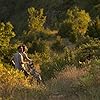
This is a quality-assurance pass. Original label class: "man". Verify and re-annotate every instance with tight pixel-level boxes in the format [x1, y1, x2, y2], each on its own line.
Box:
[12, 45, 43, 84]
[11, 46, 29, 76]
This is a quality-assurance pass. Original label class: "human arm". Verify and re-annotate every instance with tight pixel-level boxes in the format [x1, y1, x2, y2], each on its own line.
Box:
[10, 55, 15, 66]
[20, 53, 29, 65]
[23, 52, 32, 62]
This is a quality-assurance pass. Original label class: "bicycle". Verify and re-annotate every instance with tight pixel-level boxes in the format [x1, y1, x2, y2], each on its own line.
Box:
[22, 61, 45, 85]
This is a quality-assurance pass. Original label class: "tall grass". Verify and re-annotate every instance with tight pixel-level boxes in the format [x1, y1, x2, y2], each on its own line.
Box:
[0, 63, 99, 100]
[0, 64, 47, 100]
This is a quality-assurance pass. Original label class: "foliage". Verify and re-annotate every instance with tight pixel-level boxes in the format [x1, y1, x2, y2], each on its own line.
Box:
[0, 64, 47, 100]
[88, 16, 100, 38]
[51, 36, 65, 52]
[0, 1, 100, 99]
[28, 40, 48, 54]
[80, 59, 100, 87]
[59, 7, 91, 42]
[28, 7, 46, 32]
[0, 0, 99, 34]
[88, 0, 100, 17]
[29, 46, 51, 65]
[64, 47, 75, 65]
[41, 53, 67, 80]
[0, 22, 15, 47]
[75, 38, 100, 67]
[0, 64, 25, 99]
[0, 22, 15, 61]
[29, 0, 76, 29]
[28, 47, 69, 80]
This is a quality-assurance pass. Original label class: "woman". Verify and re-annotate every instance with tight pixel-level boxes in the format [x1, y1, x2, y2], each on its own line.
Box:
[22, 45, 32, 62]
[21, 44, 32, 77]
[22, 45, 43, 84]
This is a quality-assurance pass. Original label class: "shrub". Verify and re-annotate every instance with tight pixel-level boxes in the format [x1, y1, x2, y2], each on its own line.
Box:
[41, 59, 66, 80]
[88, 16, 100, 39]
[75, 38, 100, 67]
[28, 7, 46, 32]
[64, 47, 75, 65]
[80, 59, 100, 87]
[41, 53, 67, 80]
[0, 22, 15, 62]
[51, 36, 65, 52]
[0, 64, 47, 100]
[28, 40, 49, 54]
[59, 6, 91, 42]
[28, 45, 51, 66]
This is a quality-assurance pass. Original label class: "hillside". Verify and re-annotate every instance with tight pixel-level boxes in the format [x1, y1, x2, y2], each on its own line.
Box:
[0, 0, 99, 34]
[0, 64, 100, 100]
[0, 0, 100, 100]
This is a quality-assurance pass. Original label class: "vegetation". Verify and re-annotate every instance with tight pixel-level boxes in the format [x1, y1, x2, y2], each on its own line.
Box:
[0, 22, 15, 62]
[0, 0, 100, 100]
[59, 7, 91, 42]
[28, 7, 46, 32]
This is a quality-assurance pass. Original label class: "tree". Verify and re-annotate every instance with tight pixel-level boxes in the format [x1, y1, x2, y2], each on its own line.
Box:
[0, 22, 15, 61]
[28, 7, 46, 32]
[59, 7, 91, 42]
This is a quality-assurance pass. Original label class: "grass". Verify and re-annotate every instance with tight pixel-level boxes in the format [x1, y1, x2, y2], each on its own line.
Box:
[0, 64, 100, 100]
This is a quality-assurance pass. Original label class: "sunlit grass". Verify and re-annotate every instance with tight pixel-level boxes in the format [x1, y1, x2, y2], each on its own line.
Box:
[0, 63, 99, 100]
[0, 64, 47, 100]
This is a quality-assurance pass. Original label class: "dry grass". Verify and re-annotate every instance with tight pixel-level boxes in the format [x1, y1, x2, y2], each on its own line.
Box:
[0, 64, 99, 100]
[58, 67, 88, 79]
[0, 64, 47, 100]
[46, 67, 100, 100]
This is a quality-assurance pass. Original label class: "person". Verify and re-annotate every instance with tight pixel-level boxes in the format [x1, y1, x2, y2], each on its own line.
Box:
[22, 44, 32, 63]
[11, 45, 43, 84]
[21, 44, 32, 77]
[21, 45, 43, 84]
[11, 45, 29, 76]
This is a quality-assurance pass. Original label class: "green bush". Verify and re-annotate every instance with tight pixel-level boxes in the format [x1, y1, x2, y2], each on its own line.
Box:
[75, 38, 100, 67]
[28, 40, 49, 54]
[28, 48, 68, 80]
[0, 22, 15, 62]
[88, 16, 100, 38]
[64, 47, 75, 65]
[80, 59, 100, 87]
[28, 7, 46, 32]
[59, 7, 91, 42]
[51, 36, 65, 52]
[41, 53, 67, 80]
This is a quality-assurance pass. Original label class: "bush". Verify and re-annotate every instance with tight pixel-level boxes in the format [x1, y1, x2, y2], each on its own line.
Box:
[64, 47, 75, 65]
[0, 64, 47, 100]
[88, 16, 100, 39]
[28, 7, 46, 32]
[0, 22, 15, 62]
[29, 48, 68, 80]
[75, 38, 100, 67]
[28, 40, 49, 54]
[59, 6, 91, 42]
[80, 59, 100, 87]
[41, 53, 67, 80]
[51, 36, 65, 52]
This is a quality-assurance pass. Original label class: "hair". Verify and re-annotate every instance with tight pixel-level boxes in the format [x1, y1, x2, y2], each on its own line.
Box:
[17, 45, 22, 50]
[22, 44, 28, 52]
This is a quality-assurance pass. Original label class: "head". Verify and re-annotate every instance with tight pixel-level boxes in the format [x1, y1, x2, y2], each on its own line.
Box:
[22, 44, 28, 52]
[17, 45, 23, 53]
